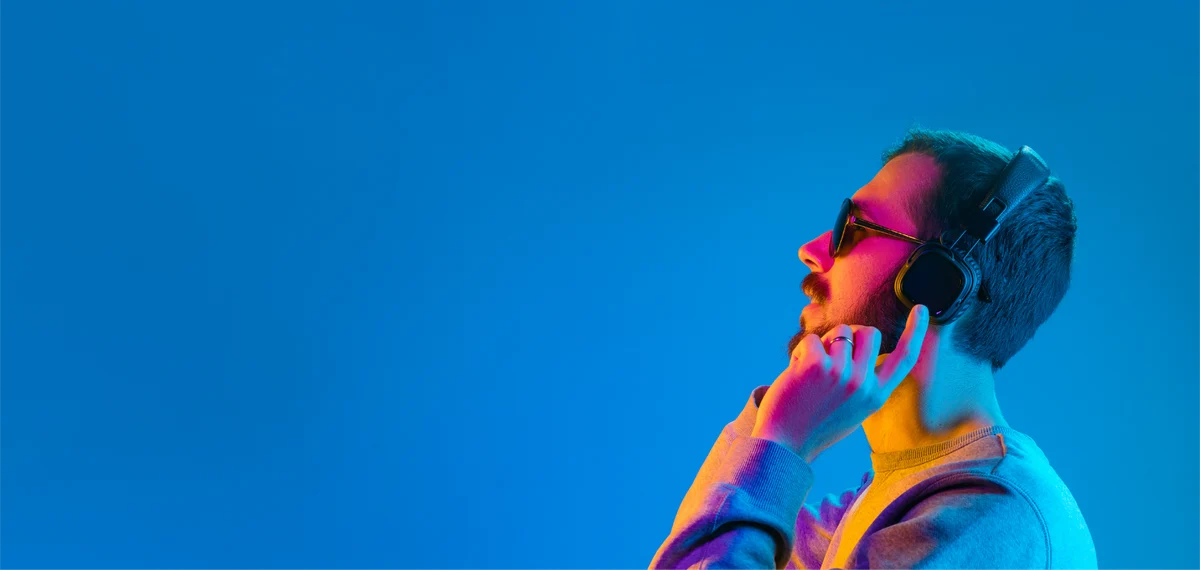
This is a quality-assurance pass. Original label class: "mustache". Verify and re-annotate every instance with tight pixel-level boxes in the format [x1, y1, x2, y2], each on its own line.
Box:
[801, 273, 829, 302]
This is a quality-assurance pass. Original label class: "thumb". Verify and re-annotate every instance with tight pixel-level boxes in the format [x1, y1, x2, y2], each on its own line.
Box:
[876, 304, 929, 388]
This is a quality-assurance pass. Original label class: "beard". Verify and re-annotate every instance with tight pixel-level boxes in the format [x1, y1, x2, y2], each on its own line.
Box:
[786, 271, 912, 361]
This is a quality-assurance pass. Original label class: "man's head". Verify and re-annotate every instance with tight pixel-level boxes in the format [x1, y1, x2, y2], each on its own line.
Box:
[787, 128, 1076, 373]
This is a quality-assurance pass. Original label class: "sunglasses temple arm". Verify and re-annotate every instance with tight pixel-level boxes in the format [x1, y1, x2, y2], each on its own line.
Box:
[852, 220, 926, 246]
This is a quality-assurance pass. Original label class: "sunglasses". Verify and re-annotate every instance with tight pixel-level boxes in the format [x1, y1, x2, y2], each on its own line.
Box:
[830, 198, 994, 314]
[830, 198, 927, 258]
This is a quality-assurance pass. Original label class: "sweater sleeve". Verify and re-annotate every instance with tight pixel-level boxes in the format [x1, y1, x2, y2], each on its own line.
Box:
[649, 386, 832, 570]
[851, 476, 1049, 569]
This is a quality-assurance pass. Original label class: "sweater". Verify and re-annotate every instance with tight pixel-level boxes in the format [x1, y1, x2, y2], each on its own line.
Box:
[649, 385, 1098, 569]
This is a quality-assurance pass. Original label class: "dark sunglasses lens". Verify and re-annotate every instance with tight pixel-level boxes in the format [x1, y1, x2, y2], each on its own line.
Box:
[830, 199, 852, 257]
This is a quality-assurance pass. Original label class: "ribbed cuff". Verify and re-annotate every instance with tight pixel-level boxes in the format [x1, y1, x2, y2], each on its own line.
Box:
[713, 435, 815, 532]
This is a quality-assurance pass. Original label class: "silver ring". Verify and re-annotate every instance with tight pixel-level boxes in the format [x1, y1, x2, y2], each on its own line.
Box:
[829, 336, 855, 351]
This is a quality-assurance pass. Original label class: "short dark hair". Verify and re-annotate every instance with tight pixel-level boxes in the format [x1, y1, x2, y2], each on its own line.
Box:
[881, 127, 1077, 373]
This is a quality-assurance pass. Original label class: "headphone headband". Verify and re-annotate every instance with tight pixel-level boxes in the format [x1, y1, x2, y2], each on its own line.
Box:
[961, 146, 1052, 244]
[895, 144, 1054, 325]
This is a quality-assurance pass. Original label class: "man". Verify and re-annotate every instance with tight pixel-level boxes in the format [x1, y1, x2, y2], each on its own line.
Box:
[649, 128, 1097, 569]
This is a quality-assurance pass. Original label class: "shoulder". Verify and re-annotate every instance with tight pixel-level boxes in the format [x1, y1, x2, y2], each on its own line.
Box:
[908, 473, 1049, 538]
[859, 473, 1051, 569]
[902, 463, 1097, 569]
[988, 453, 1099, 569]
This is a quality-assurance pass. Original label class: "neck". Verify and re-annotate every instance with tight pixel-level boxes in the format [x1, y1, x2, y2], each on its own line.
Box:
[861, 325, 1009, 455]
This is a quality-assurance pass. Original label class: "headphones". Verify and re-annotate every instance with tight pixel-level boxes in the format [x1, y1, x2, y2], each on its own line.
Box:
[893, 145, 1053, 325]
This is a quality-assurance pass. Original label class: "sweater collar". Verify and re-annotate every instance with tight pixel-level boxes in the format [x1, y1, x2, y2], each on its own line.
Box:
[869, 425, 1038, 472]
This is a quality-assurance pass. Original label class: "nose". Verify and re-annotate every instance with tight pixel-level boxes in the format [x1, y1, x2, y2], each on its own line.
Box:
[798, 231, 834, 273]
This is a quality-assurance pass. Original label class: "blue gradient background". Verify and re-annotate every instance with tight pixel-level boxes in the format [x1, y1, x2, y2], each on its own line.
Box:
[3, 1, 1197, 568]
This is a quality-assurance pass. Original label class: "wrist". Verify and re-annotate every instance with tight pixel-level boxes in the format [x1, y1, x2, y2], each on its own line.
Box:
[750, 425, 816, 463]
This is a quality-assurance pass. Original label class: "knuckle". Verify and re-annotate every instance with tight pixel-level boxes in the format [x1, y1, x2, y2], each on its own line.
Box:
[846, 378, 862, 393]
[800, 348, 825, 366]
[793, 335, 819, 358]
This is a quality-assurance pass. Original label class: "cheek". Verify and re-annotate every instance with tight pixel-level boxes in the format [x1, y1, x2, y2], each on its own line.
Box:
[829, 236, 904, 283]
[834, 255, 903, 305]
[856, 244, 909, 281]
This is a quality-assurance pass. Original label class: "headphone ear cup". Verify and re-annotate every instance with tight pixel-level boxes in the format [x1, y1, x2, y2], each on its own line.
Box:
[894, 244, 950, 314]
[958, 249, 983, 294]
[893, 244, 929, 311]
[894, 243, 982, 325]
[936, 246, 984, 326]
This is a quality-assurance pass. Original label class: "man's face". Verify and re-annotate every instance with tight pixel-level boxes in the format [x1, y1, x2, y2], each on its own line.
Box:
[786, 152, 941, 360]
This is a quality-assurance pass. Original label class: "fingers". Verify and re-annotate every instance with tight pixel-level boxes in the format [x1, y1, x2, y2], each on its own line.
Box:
[791, 334, 829, 368]
[822, 325, 855, 381]
[851, 325, 882, 375]
[876, 304, 930, 390]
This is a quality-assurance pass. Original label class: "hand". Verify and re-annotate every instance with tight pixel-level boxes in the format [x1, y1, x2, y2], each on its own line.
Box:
[750, 304, 930, 463]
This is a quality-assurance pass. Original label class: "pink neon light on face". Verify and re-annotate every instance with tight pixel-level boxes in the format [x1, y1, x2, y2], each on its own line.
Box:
[786, 152, 939, 361]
